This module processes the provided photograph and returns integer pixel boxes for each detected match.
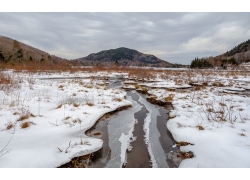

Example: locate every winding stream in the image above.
[87,76,180,168]
[46,75,180,168]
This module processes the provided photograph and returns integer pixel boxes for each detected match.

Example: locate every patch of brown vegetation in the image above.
[17,114,29,121]
[196,125,205,130]
[87,102,94,106]
[56,104,62,109]
[177,151,194,159]
[6,121,14,130]
[147,96,172,106]
[93,132,102,136]
[58,153,93,168]
[20,121,30,129]
[164,94,175,102]
[73,103,79,107]
[177,141,194,146]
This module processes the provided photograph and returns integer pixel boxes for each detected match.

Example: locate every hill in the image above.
[190,39,250,69]
[224,39,250,57]
[75,47,174,67]
[0,36,69,66]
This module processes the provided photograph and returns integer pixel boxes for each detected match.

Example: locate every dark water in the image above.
[124,92,151,168]
[86,119,111,168]
[157,107,179,168]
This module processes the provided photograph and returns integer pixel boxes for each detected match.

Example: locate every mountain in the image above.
[0,36,68,65]
[75,47,173,67]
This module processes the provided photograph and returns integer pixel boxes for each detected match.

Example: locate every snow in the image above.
[146,71,250,168]
[1,69,250,168]
[0,71,131,168]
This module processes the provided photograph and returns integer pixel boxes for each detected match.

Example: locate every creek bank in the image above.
[58,104,132,168]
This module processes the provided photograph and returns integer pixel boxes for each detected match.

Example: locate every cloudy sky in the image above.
[0,12,250,64]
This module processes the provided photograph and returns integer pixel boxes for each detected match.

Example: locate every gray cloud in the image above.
[0,12,249,64]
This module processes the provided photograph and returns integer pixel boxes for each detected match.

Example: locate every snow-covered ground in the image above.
[145,71,250,168]
[0,71,131,168]
[1,69,250,168]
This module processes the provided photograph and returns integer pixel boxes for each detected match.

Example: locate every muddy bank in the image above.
[146,95,173,107]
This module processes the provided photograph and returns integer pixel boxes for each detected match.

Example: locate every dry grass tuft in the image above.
[64,116,71,120]
[6,121,14,130]
[21,121,29,129]
[212,82,224,87]
[196,125,204,130]
[239,133,246,137]
[13,112,19,115]
[73,103,79,107]
[56,104,62,109]
[17,114,29,121]
[113,98,122,102]
[164,94,175,102]
[93,132,102,136]
[177,141,194,146]
[168,115,176,119]
[87,102,94,106]
[177,151,194,159]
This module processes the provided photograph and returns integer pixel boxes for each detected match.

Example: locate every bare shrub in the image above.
[5,121,14,130]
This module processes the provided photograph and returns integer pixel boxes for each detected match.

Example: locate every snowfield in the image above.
[1,69,250,168]
[145,71,250,168]
[0,71,131,168]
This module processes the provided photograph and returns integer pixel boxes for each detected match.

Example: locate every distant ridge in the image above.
[75,47,174,67]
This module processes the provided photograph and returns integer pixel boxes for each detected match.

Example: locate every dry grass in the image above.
[13,112,19,115]
[17,114,29,121]
[239,133,246,137]
[177,151,194,159]
[87,102,94,106]
[93,132,102,136]
[56,104,62,109]
[168,115,176,119]
[20,121,29,129]
[212,82,224,87]
[58,85,64,89]
[64,116,71,120]
[195,86,202,91]
[177,141,194,146]
[196,125,204,130]
[6,121,14,130]
[73,103,79,107]
[164,94,175,102]
[113,98,122,102]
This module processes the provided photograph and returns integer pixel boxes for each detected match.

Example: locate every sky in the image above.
[0,5,250,65]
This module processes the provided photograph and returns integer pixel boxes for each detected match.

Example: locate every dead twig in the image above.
[0,137,13,158]
[65,141,71,153]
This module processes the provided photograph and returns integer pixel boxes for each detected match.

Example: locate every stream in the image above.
[44,75,181,168]
[86,76,180,168]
